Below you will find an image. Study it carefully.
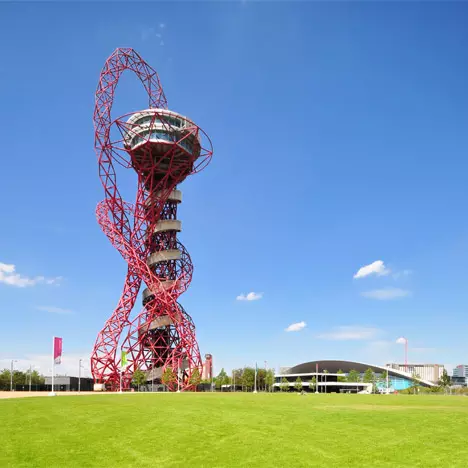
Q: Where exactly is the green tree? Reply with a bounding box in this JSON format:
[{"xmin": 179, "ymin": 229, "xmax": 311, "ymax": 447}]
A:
[
  {"xmin": 294, "ymin": 377, "xmax": 303, "ymax": 392},
  {"xmin": 280, "ymin": 377, "xmax": 289, "ymax": 392},
  {"xmin": 347, "ymin": 369, "xmax": 360, "ymax": 383},
  {"xmin": 347, "ymin": 369, "xmax": 361, "ymax": 393},
  {"xmin": 265, "ymin": 369, "xmax": 275, "ymax": 392},
  {"xmin": 309, "ymin": 376, "xmax": 317, "ymax": 392},
  {"xmin": 231, "ymin": 368, "xmax": 243, "ymax": 391},
  {"xmin": 161, "ymin": 366, "xmax": 177, "ymax": 389},
  {"xmin": 242, "ymin": 367, "xmax": 255, "ymax": 391},
  {"xmin": 0, "ymin": 368, "xmax": 47, "ymax": 391},
  {"xmin": 257, "ymin": 368, "xmax": 267, "ymax": 391},
  {"xmin": 215, "ymin": 368, "xmax": 230, "ymax": 390},
  {"xmin": 188, "ymin": 368, "xmax": 201, "ymax": 388},
  {"xmin": 411, "ymin": 373, "xmax": 421, "ymax": 394},
  {"xmin": 132, "ymin": 369, "xmax": 147, "ymax": 391},
  {"xmin": 0, "ymin": 370, "xmax": 10, "ymax": 390},
  {"xmin": 439, "ymin": 369, "xmax": 450, "ymax": 391},
  {"xmin": 363, "ymin": 368, "xmax": 375, "ymax": 383},
  {"xmin": 337, "ymin": 369, "xmax": 346, "ymax": 383}
]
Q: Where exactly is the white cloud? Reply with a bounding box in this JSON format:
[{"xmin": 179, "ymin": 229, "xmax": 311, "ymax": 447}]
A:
[
  {"xmin": 0, "ymin": 262, "xmax": 61, "ymax": 288},
  {"xmin": 285, "ymin": 321, "xmax": 306, "ymax": 332},
  {"xmin": 36, "ymin": 306, "xmax": 73, "ymax": 315},
  {"xmin": 361, "ymin": 288, "xmax": 411, "ymax": 300},
  {"xmin": 0, "ymin": 263, "xmax": 15, "ymax": 273},
  {"xmin": 236, "ymin": 292, "xmax": 263, "ymax": 301},
  {"xmin": 396, "ymin": 337, "xmax": 407, "ymax": 344},
  {"xmin": 159, "ymin": 23, "xmax": 166, "ymax": 29},
  {"xmin": 317, "ymin": 326, "xmax": 381, "ymax": 341},
  {"xmin": 354, "ymin": 260, "xmax": 390, "ymax": 279}
]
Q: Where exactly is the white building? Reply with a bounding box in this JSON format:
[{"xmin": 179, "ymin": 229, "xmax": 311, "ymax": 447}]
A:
[
  {"xmin": 386, "ymin": 363, "xmax": 444, "ymax": 383},
  {"xmin": 453, "ymin": 365, "xmax": 468, "ymax": 378}
]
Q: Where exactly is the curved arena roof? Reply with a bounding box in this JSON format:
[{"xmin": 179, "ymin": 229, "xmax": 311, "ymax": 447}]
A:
[{"xmin": 283, "ymin": 360, "xmax": 436, "ymax": 387}]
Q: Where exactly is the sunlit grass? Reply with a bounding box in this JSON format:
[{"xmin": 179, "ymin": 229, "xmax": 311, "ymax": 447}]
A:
[{"xmin": 2, "ymin": 393, "xmax": 468, "ymax": 467}]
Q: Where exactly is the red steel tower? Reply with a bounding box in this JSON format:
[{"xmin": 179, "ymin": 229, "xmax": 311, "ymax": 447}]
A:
[{"xmin": 90, "ymin": 48, "xmax": 213, "ymax": 391}]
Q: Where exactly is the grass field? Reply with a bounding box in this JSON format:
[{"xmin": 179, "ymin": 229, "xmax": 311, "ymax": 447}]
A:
[{"xmin": 2, "ymin": 393, "xmax": 468, "ymax": 467}]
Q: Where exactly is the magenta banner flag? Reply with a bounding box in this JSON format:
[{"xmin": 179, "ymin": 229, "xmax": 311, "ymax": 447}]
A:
[{"xmin": 54, "ymin": 337, "xmax": 62, "ymax": 364}]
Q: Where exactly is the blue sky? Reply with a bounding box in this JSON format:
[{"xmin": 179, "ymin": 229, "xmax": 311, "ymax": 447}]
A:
[{"xmin": 0, "ymin": 2, "xmax": 467, "ymax": 377}]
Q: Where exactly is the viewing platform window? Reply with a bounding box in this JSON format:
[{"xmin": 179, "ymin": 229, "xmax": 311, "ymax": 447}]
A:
[{"xmin": 133, "ymin": 114, "xmax": 183, "ymax": 128}]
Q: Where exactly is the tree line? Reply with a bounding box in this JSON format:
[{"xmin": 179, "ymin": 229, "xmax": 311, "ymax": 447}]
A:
[
  {"xmin": 130, "ymin": 366, "xmax": 458, "ymax": 394},
  {"xmin": 214, "ymin": 367, "xmax": 275, "ymax": 391},
  {"xmin": 0, "ymin": 368, "xmax": 45, "ymax": 390}
]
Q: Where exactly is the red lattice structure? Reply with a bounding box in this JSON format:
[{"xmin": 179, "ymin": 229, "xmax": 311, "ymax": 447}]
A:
[{"xmin": 90, "ymin": 48, "xmax": 212, "ymax": 391}]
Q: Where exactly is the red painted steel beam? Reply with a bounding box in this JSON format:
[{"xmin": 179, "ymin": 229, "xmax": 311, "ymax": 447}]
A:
[{"xmin": 90, "ymin": 48, "xmax": 212, "ymax": 391}]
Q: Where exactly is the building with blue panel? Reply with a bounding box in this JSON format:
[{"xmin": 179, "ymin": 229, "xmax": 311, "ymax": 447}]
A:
[{"xmin": 274, "ymin": 360, "xmax": 436, "ymax": 393}]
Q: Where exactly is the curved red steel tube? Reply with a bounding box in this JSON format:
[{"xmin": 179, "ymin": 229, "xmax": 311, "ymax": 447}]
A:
[{"xmin": 90, "ymin": 48, "xmax": 212, "ymax": 391}]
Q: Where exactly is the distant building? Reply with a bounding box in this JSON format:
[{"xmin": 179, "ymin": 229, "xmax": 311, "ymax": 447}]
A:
[
  {"xmin": 452, "ymin": 365, "xmax": 468, "ymax": 387},
  {"xmin": 44, "ymin": 376, "xmax": 94, "ymax": 392},
  {"xmin": 453, "ymin": 365, "xmax": 468, "ymax": 378},
  {"xmin": 202, "ymin": 354, "xmax": 213, "ymax": 381},
  {"xmin": 386, "ymin": 363, "xmax": 444, "ymax": 383},
  {"xmin": 275, "ymin": 360, "xmax": 437, "ymax": 393}
]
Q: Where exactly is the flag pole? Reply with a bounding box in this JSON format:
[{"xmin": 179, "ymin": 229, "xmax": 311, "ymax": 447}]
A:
[
  {"xmin": 52, "ymin": 336, "xmax": 55, "ymax": 392},
  {"xmin": 50, "ymin": 336, "xmax": 56, "ymax": 397}
]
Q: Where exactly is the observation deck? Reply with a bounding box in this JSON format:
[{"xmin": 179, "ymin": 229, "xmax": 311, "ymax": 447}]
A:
[{"xmin": 124, "ymin": 109, "xmax": 201, "ymax": 185}]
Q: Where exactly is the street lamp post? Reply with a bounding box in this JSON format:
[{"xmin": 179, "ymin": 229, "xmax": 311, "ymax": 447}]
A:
[
  {"xmin": 78, "ymin": 359, "xmax": 83, "ymax": 392},
  {"xmin": 10, "ymin": 360, "xmax": 17, "ymax": 392}
]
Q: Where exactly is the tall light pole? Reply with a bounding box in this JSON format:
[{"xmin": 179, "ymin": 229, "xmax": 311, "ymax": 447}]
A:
[
  {"xmin": 264, "ymin": 361, "xmax": 268, "ymax": 392},
  {"xmin": 10, "ymin": 360, "xmax": 17, "ymax": 392}
]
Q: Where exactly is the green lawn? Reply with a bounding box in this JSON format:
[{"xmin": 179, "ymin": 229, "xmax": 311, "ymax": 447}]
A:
[{"xmin": 2, "ymin": 393, "xmax": 468, "ymax": 467}]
